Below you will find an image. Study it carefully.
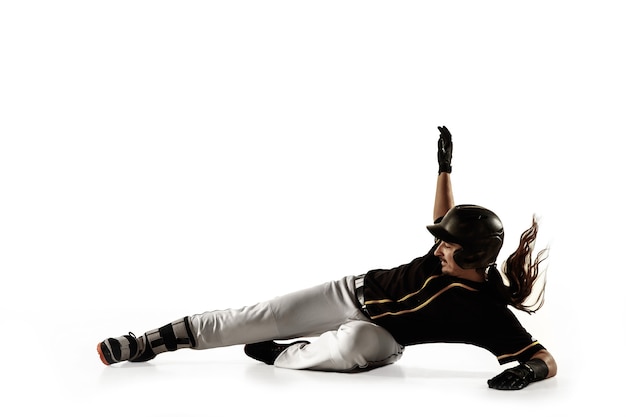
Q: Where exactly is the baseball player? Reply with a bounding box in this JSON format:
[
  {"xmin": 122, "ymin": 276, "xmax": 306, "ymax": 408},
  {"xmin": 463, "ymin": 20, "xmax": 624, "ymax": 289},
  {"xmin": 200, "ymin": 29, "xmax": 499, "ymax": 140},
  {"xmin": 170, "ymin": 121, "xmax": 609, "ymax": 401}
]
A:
[{"xmin": 98, "ymin": 126, "xmax": 557, "ymax": 390}]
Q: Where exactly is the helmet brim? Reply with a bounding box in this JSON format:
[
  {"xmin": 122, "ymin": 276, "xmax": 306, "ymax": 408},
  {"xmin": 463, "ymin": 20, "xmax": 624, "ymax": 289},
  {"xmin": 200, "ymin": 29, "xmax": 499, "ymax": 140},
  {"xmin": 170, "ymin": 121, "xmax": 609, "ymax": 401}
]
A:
[{"xmin": 427, "ymin": 223, "xmax": 462, "ymax": 244}]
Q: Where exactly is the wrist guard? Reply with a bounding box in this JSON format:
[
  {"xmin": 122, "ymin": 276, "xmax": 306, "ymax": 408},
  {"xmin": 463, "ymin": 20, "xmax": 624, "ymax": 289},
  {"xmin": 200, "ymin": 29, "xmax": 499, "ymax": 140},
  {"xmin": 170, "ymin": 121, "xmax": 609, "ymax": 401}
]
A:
[
  {"xmin": 487, "ymin": 358, "xmax": 549, "ymax": 390},
  {"xmin": 523, "ymin": 358, "xmax": 549, "ymax": 381}
]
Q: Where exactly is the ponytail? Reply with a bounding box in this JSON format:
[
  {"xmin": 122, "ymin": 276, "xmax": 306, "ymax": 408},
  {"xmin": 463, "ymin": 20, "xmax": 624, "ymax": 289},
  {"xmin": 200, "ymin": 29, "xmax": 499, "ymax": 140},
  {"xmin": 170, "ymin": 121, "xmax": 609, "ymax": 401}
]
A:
[{"xmin": 491, "ymin": 216, "xmax": 549, "ymax": 313}]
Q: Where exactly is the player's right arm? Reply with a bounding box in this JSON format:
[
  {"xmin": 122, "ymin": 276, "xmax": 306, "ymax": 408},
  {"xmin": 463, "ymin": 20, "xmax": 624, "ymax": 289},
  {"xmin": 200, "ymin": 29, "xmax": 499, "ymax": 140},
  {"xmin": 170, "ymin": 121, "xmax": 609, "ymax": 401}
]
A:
[{"xmin": 487, "ymin": 349, "xmax": 557, "ymax": 390}]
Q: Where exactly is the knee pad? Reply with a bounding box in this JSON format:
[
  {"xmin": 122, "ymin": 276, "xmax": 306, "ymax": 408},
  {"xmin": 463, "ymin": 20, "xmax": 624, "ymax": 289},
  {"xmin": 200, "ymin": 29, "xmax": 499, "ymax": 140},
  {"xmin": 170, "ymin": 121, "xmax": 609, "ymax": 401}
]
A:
[
  {"xmin": 337, "ymin": 321, "xmax": 403, "ymax": 367},
  {"xmin": 337, "ymin": 321, "xmax": 384, "ymax": 356}
]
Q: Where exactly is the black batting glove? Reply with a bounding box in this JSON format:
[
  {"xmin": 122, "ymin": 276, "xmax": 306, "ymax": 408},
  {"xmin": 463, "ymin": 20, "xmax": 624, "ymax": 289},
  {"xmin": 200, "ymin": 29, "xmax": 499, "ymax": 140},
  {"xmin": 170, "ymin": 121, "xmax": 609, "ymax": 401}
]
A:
[
  {"xmin": 487, "ymin": 358, "xmax": 549, "ymax": 390},
  {"xmin": 437, "ymin": 126, "xmax": 452, "ymax": 174}
]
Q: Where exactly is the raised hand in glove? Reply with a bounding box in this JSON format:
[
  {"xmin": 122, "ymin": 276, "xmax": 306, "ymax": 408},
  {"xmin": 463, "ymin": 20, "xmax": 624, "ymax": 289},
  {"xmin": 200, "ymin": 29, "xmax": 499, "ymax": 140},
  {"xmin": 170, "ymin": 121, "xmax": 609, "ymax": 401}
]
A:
[
  {"xmin": 487, "ymin": 358, "xmax": 549, "ymax": 390},
  {"xmin": 437, "ymin": 126, "xmax": 452, "ymax": 174}
]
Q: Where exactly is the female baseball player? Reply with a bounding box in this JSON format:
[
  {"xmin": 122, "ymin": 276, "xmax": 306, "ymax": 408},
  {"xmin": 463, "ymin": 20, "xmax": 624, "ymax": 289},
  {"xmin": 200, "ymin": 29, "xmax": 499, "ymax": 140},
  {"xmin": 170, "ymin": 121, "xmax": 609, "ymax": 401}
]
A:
[{"xmin": 98, "ymin": 126, "xmax": 557, "ymax": 390}]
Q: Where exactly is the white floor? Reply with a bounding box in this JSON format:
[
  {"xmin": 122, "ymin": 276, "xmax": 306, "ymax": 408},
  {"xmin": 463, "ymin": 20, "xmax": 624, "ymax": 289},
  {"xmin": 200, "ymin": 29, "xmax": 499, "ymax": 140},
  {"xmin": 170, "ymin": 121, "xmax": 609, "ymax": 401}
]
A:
[
  {"xmin": 2, "ymin": 305, "xmax": 619, "ymax": 417},
  {"xmin": 3, "ymin": 2, "xmax": 625, "ymax": 416}
]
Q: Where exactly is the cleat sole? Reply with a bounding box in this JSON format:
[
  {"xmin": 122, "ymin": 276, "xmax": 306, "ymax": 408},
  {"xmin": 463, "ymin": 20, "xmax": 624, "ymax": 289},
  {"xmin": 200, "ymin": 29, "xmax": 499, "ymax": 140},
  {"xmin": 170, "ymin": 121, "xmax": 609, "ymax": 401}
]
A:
[{"xmin": 97, "ymin": 343, "xmax": 112, "ymax": 366}]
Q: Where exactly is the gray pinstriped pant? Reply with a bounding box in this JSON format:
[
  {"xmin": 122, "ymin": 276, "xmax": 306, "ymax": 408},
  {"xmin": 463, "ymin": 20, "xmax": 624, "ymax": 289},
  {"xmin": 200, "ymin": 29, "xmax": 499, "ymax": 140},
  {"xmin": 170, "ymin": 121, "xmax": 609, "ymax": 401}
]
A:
[{"xmin": 187, "ymin": 275, "xmax": 404, "ymax": 371}]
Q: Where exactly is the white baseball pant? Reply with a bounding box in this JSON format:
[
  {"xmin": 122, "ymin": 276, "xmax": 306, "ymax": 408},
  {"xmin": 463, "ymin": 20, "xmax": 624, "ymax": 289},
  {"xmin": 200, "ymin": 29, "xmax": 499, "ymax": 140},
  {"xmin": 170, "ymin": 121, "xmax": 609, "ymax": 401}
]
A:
[{"xmin": 187, "ymin": 275, "xmax": 404, "ymax": 371}]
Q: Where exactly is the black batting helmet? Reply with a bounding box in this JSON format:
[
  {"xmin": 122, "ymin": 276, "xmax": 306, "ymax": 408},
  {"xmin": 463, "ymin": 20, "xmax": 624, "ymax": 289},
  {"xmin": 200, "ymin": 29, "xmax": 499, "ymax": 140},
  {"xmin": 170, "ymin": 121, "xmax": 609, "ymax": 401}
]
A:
[{"xmin": 427, "ymin": 204, "xmax": 504, "ymax": 269}]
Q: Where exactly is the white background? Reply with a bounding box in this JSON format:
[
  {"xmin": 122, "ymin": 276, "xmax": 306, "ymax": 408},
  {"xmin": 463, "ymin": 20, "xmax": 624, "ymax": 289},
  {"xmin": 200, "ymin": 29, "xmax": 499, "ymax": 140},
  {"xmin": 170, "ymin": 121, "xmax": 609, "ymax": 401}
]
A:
[{"xmin": 1, "ymin": 1, "xmax": 624, "ymax": 415}]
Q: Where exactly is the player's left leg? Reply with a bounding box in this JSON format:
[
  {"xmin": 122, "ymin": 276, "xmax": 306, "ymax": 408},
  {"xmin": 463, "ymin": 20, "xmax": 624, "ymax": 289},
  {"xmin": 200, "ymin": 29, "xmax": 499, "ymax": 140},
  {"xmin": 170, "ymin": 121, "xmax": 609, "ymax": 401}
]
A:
[{"xmin": 248, "ymin": 320, "xmax": 404, "ymax": 371}]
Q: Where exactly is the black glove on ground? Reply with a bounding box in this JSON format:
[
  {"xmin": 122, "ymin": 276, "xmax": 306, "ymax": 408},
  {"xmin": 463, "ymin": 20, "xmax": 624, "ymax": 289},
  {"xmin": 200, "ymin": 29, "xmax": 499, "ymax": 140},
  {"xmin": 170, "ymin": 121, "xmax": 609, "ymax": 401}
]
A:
[
  {"xmin": 437, "ymin": 126, "xmax": 452, "ymax": 174},
  {"xmin": 487, "ymin": 358, "xmax": 549, "ymax": 390}
]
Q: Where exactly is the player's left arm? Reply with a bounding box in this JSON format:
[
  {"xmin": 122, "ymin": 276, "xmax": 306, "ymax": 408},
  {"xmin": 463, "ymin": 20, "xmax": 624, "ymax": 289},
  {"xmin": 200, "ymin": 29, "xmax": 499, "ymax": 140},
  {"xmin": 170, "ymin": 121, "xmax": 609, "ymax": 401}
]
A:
[
  {"xmin": 433, "ymin": 126, "xmax": 454, "ymax": 221},
  {"xmin": 487, "ymin": 349, "xmax": 557, "ymax": 390}
]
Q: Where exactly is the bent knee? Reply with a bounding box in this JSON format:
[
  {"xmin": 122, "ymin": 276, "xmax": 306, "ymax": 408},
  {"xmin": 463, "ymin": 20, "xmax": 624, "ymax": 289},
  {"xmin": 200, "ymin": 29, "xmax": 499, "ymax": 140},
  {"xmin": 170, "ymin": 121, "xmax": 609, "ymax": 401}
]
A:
[{"xmin": 336, "ymin": 321, "xmax": 397, "ymax": 358}]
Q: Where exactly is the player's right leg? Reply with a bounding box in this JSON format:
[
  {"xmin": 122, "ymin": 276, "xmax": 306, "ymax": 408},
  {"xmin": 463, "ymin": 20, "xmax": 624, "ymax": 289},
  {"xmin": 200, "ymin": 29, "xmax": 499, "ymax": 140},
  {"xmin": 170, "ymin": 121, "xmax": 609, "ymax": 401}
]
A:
[
  {"xmin": 97, "ymin": 317, "xmax": 195, "ymax": 365},
  {"xmin": 188, "ymin": 277, "xmax": 364, "ymax": 349},
  {"xmin": 97, "ymin": 276, "xmax": 363, "ymax": 365}
]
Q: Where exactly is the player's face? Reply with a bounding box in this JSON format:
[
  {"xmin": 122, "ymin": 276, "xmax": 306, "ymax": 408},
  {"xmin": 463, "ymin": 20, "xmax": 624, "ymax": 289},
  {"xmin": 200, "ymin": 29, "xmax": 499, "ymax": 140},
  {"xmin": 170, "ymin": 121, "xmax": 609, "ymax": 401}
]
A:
[{"xmin": 434, "ymin": 240, "xmax": 466, "ymax": 276}]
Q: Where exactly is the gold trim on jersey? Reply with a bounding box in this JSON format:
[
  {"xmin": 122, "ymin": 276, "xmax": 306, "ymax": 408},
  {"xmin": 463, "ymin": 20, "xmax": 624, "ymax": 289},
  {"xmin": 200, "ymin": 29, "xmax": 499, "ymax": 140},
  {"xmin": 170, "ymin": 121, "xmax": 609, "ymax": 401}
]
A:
[
  {"xmin": 496, "ymin": 341, "xmax": 541, "ymax": 361},
  {"xmin": 365, "ymin": 275, "xmax": 441, "ymax": 305},
  {"xmin": 367, "ymin": 282, "xmax": 479, "ymax": 320}
]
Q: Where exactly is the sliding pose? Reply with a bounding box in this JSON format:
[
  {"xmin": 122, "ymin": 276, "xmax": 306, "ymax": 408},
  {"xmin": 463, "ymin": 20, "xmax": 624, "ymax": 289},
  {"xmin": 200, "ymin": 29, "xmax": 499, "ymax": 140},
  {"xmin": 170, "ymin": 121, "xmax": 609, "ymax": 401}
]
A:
[{"xmin": 98, "ymin": 126, "xmax": 557, "ymax": 390}]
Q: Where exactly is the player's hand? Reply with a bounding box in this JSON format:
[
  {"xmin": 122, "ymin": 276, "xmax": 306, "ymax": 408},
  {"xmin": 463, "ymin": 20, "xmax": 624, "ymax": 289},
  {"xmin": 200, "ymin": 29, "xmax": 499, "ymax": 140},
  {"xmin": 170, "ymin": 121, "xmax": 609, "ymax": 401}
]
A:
[
  {"xmin": 487, "ymin": 358, "xmax": 549, "ymax": 390},
  {"xmin": 487, "ymin": 364, "xmax": 534, "ymax": 390},
  {"xmin": 437, "ymin": 126, "xmax": 452, "ymax": 174}
]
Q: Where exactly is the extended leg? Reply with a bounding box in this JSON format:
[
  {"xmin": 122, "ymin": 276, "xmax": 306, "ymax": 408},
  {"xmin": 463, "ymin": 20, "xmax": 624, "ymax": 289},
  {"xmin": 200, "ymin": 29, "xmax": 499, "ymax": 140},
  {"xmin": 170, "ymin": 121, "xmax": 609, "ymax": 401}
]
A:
[
  {"xmin": 98, "ymin": 317, "xmax": 196, "ymax": 365},
  {"xmin": 188, "ymin": 276, "xmax": 365, "ymax": 349},
  {"xmin": 98, "ymin": 276, "xmax": 365, "ymax": 365}
]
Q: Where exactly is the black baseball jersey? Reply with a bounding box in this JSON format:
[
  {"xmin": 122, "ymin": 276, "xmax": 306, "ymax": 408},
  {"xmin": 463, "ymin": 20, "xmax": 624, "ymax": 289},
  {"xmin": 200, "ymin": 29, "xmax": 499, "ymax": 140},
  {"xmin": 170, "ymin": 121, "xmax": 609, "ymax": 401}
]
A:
[{"xmin": 363, "ymin": 243, "xmax": 545, "ymax": 364}]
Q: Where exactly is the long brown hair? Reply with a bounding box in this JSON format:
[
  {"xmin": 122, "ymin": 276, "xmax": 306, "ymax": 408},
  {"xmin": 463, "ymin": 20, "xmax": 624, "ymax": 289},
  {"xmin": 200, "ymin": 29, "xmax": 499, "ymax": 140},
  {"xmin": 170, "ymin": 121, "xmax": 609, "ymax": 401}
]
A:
[{"xmin": 490, "ymin": 216, "xmax": 549, "ymax": 313}]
